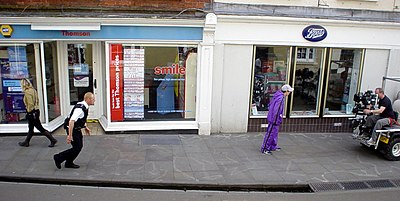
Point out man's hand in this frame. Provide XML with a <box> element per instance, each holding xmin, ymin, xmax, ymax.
<box><xmin>66</xmin><ymin>134</ymin><xmax>73</xmax><ymax>144</ymax></box>
<box><xmin>363</xmin><ymin>109</ymin><xmax>371</xmax><ymax>114</ymax></box>
<box><xmin>84</xmin><ymin>127</ymin><xmax>91</xmax><ymax>136</ymax></box>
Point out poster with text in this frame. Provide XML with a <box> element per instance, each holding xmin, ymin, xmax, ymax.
<box><xmin>123</xmin><ymin>47</ymin><xmax>145</xmax><ymax>119</ymax></box>
<box><xmin>109</xmin><ymin>44</ymin><xmax>124</xmax><ymax>121</ymax></box>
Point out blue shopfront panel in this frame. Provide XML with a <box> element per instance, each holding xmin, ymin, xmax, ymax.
<box><xmin>5</xmin><ymin>25</ymin><xmax>203</xmax><ymax>40</ymax></box>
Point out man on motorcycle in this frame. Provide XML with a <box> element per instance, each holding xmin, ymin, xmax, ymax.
<box><xmin>363</xmin><ymin>88</ymin><xmax>396</xmax><ymax>145</ymax></box>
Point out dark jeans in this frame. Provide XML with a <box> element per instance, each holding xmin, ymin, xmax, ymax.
<box><xmin>23</xmin><ymin>109</ymin><xmax>55</xmax><ymax>143</ymax></box>
<box><xmin>27</xmin><ymin>109</ymin><xmax>47</xmax><ymax>133</ymax></box>
<box><xmin>56</xmin><ymin>130</ymin><xmax>83</xmax><ymax>165</ymax></box>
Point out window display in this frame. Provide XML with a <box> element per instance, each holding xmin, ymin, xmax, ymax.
<box><xmin>291</xmin><ymin>47</ymin><xmax>324</xmax><ymax>116</ymax></box>
<box><xmin>0</xmin><ymin>44</ymin><xmax>40</xmax><ymax>123</ymax></box>
<box><xmin>109</xmin><ymin>44</ymin><xmax>197</xmax><ymax>121</ymax></box>
<box><xmin>324</xmin><ymin>48</ymin><xmax>362</xmax><ymax>115</ymax></box>
<box><xmin>251</xmin><ymin>46</ymin><xmax>290</xmax><ymax>116</ymax></box>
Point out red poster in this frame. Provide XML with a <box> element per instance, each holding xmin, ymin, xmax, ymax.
<box><xmin>109</xmin><ymin>44</ymin><xmax>124</xmax><ymax>121</ymax></box>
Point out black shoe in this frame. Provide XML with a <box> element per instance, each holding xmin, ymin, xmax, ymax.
<box><xmin>53</xmin><ymin>155</ymin><xmax>62</xmax><ymax>169</ymax></box>
<box><xmin>48</xmin><ymin>139</ymin><xmax>57</xmax><ymax>147</ymax></box>
<box><xmin>65</xmin><ymin>163</ymin><xmax>80</xmax><ymax>169</ymax></box>
<box><xmin>18</xmin><ymin>141</ymin><xmax>29</xmax><ymax>147</ymax></box>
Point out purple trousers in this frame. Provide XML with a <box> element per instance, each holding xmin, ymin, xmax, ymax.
<box><xmin>260</xmin><ymin>122</ymin><xmax>279</xmax><ymax>152</ymax></box>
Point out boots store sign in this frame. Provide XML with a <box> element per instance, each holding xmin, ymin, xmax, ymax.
<box><xmin>302</xmin><ymin>25</ymin><xmax>327</xmax><ymax>42</ymax></box>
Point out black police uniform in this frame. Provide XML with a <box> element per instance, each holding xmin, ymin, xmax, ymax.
<box><xmin>53</xmin><ymin>104</ymin><xmax>88</xmax><ymax>169</ymax></box>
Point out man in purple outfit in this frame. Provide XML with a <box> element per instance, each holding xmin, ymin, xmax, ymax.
<box><xmin>261</xmin><ymin>84</ymin><xmax>293</xmax><ymax>155</ymax></box>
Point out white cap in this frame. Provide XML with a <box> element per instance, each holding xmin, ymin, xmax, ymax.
<box><xmin>281</xmin><ymin>84</ymin><xmax>294</xmax><ymax>92</ymax></box>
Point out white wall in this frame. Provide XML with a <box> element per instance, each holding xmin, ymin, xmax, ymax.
<box><xmin>214</xmin><ymin>0</ymin><xmax>398</xmax><ymax>11</ymax></box>
<box><xmin>361</xmin><ymin>49</ymin><xmax>400</xmax><ymax>103</ymax></box>
<box><xmin>385</xmin><ymin>49</ymin><xmax>400</xmax><ymax>101</ymax></box>
<box><xmin>214</xmin><ymin>44</ymin><xmax>253</xmax><ymax>133</ymax></box>
<box><xmin>211</xmin><ymin>43</ymin><xmax>225</xmax><ymax>133</ymax></box>
<box><xmin>360</xmin><ymin>49</ymin><xmax>389</xmax><ymax>92</ymax></box>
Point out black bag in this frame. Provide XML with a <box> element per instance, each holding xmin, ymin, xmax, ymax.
<box><xmin>63</xmin><ymin>104</ymin><xmax>86</xmax><ymax>129</ymax></box>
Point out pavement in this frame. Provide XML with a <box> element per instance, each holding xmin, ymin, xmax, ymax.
<box><xmin>1</xmin><ymin>123</ymin><xmax>400</xmax><ymax>192</ymax></box>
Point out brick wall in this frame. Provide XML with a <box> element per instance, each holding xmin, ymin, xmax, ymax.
<box><xmin>0</xmin><ymin>0</ymin><xmax>211</xmax><ymax>12</ymax></box>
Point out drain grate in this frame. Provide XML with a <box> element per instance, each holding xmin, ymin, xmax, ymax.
<box><xmin>366</xmin><ymin>180</ymin><xmax>395</xmax><ymax>189</ymax></box>
<box><xmin>391</xmin><ymin>179</ymin><xmax>400</xmax><ymax>187</ymax></box>
<box><xmin>311</xmin><ymin>179</ymin><xmax>399</xmax><ymax>192</ymax></box>
<box><xmin>341</xmin><ymin>181</ymin><xmax>369</xmax><ymax>190</ymax></box>
<box><xmin>310</xmin><ymin>183</ymin><xmax>343</xmax><ymax>192</ymax></box>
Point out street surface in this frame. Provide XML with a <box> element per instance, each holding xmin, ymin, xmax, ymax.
<box><xmin>1</xmin><ymin>182</ymin><xmax>400</xmax><ymax>201</ymax></box>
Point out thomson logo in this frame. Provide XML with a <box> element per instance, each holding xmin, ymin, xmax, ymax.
<box><xmin>302</xmin><ymin>25</ymin><xmax>327</xmax><ymax>42</ymax></box>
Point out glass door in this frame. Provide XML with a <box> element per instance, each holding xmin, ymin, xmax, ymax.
<box><xmin>64</xmin><ymin>42</ymin><xmax>100</xmax><ymax>119</ymax></box>
<box><xmin>44</xmin><ymin>41</ymin><xmax>61</xmax><ymax>122</ymax></box>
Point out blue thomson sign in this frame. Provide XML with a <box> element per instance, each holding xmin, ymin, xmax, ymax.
<box><xmin>302</xmin><ymin>25</ymin><xmax>327</xmax><ymax>42</ymax></box>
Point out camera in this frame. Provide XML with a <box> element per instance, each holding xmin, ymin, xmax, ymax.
<box><xmin>352</xmin><ymin>90</ymin><xmax>377</xmax><ymax>114</ymax></box>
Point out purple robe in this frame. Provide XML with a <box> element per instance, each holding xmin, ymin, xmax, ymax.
<box><xmin>261</xmin><ymin>90</ymin><xmax>284</xmax><ymax>152</ymax></box>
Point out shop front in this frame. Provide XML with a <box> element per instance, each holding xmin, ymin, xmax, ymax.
<box><xmin>0</xmin><ymin>16</ymin><xmax>214</xmax><ymax>134</ymax></box>
<box><xmin>211</xmin><ymin>15</ymin><xmax>400</xmax><ymax>133</ymax></box>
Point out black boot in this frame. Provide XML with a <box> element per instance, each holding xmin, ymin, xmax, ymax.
<box><xmin>18</xmin><ymin>141</ymin><xmax>29</xmax><ymax>147</ymax></box>
<box><xmin>43</xmin><ymin>131</ymin><xmax>57</xmax><ymax>147</ymax></box>
<box><xmin>18</xmin><ymin>132</ymin><xmax>33</xmax><ymax>147</ymax></box>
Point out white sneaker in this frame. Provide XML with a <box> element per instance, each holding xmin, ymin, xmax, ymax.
<box><xmin>263</xmin><ymin>151</ymin><xmax>272</xmax><ymax>155</ymax></box>
<box><xmin>366</xmin><ymin>138</ymin><xmax>376</xmax><ymax>146</ymax></box>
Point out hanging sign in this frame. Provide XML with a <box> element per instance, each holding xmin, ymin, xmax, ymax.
<box><xmin>1</xmin><ymin>25</ymin><xmax>13</xmax><ymax>38</ymax></box>
<box><xmin>302</xmin><ymin>25</ymin><xmax>327</xmax><ymax>42</ymax></box>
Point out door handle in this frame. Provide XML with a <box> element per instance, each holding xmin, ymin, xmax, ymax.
<box><xmin>94</xmin><ymin>78</ymin><xmax>97</xmax><ymax>89</ymax></box>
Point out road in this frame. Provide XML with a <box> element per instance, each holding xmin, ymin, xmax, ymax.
<box><xmin>1</xmin><ymin>182</ymin><xmax>399</xmax><ymax>201</ymax></box>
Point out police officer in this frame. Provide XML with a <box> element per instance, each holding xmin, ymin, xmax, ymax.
<box><xmin>53</xmin><ymin>92</ymin><xmax>95</xmax><ymax>169</ymax></box>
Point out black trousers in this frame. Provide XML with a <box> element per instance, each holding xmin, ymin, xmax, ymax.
<box><xmin>56</xmin><ymin>130</ymin><xmax>83</xmax><ymax>165</ymax></box>
<box><xmin>23</xmin><ymin>109</ymin><xmax>55</xmax><ymax>143</ymax></box>
<box><xmin>28</xmin><ymin>109</ymin><xmax>47</xmax><ymax>133</ymax></box>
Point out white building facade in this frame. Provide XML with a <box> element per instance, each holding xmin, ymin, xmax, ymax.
<box><xmin>210</xmin><ymin>2</ymin><xmax>400</xmax><ymax>133</ymax></box>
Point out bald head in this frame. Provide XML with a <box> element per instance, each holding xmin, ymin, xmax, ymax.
<box><xmin>84</xmin><ymin>92</ymin><xmax>95</xmax><ymax>105</ymax></box>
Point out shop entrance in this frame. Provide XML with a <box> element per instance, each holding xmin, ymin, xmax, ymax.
<box><xmin>61</xmin><ymin>42</ymin><xmax>102</xmax><ymax>119</ymax></box>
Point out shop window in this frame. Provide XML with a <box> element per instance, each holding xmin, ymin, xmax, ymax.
<box><xmin>109</xmin><ymin>44</ymin><xmax>197</xmax><ymax>121</ymax></box>
<box><xmin>291</xmin><ymin>47</ymin><xmax>325</xmax><ymax>117</ymax></box>
<box><xmin>297</xmin><ymin>48</ymin><xmax>315</xmax><ymax>63</ymax></box>
<box><xmin>251</xmin><ymin>46</ymin><xmax>290</xmax><ymax>116</ymax></box>
<box><xmin>44</xmin><ymin>42</ymin><xmax>61</xmax><ymax>121</ymax></box>
<box><xmin>0</xmin><ymin>44</ymin><xmax>40</xmax><ymax>124</ymax></box>
<box><xmin>324</xmin><ymin>48</ymin><xmax>363</xmax><ymax>115</ymax></box>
